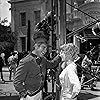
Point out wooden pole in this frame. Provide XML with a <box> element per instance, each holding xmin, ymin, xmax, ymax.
<box><xmin>59</xmin><ymin>0</ymin><xmax>66</xmax><ymax>45</ymax></box>
<box><xmin>27</xmin><ymin>20</ymin><xmax>31</xmax><ymax>51</ymax></box>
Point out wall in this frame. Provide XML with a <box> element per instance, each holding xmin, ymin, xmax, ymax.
<box><xmin>10</xmin><ymin>0</ymin><xmax>48</xmax><ymax>52</ymax></box>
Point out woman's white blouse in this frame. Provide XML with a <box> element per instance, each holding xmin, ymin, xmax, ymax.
<box><xmin>59</xmin><ymin>62</ymin><xmax>81</xmax><ymax>99</ymax></box>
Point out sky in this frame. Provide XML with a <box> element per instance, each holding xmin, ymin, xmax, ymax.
<box><xmin>0</xmin><ymin>0</ymin><xmax>11</xmax><ymax>25</ymax></box>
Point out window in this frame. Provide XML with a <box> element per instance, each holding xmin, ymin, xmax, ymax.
<box><xmin>34</xmin><ymin>10</ymin><xmax>41</xmax><ymax>24</ymax></box>
<box><xmin>20</xmin><ymin>12</ymin><xmax>26</xmax><ymax>26</ymax></box>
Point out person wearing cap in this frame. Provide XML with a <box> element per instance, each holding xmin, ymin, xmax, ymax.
<box><xmin>59</xmin><ymin>43</ymin><xmax>81</xmax><ymax>100</ymax></box>
<box><xmin>8</xmin><ymin>51</ymin><xmax>18</xmax><ymax>80</ymax></box>
<box><xmin>13</xmin><ymin>31</ymin><xmax>62</xmax><ymax>100</ymax></box>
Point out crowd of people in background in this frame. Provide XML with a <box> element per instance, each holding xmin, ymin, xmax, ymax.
<box><xmin>0</xmin><ymin>50</ymin><xmax>29</xmax><ymax>83</ymax></box>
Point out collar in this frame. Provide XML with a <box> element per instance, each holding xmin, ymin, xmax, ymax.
<box><xmin>30</xmin><ymin>52</ymin><xmax>37</xmax><ymax>58</ymax></box>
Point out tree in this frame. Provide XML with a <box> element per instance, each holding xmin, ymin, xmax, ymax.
<box><xmin>0</xmin><ymin>18</ymin><xmax>8</xmax><ymax>26</ymax></box>
<box><xmin>0</xmin><ymin>18</ymin><xmax>17</xmax><ymax>53</ymax></box>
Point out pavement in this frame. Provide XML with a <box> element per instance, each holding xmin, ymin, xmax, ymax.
<box><xmin>0</xmin><ymin>66</ymin><xmax>19</xmax><ymax>100</ymax></box>
<box><xmin>0</xmin><ymin>66</ymin><xmax>100</xmax><ymax>100</ymax></box>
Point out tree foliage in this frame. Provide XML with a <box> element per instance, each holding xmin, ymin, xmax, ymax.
<box><xmin>0</xmin><ymin>18</ymin><xmax>8</xmax><ymax>26</ymax></box>
<box><xmin>0</xmin><ymin>18</ymin><xmax>17</xmax><ymax>53</ymax></box>
<box><xmin>0</xmin><ymin>25</ymin><xmax>16</xmax><ymax>43</ymax></box>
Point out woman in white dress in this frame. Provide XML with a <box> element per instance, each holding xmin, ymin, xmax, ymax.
<box><xmin>59</xmin><ymin>43</ymin><xmax>81</xmax><ymax>100</ymax></box>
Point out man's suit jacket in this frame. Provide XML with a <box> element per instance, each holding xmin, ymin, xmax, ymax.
<box><xmin>13</xmin><ymin>53</ymin><xmax>61</xmax><ymax>95</ymax></box>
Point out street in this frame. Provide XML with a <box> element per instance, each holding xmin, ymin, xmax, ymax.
<box><xmin>0</xmin><ymin>67</ymin><xmax>19</xmax><ymax>100</ymax></box>
<box><xmin>0</xmin><ymin>67</ymin><xmax>100</xmax><ymax>100</ymax></box>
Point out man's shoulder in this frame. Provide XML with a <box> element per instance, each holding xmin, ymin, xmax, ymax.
<box><xmin>20</xmin><ymin>54</ymin><xmax>33</xmax><ymax>63</ymax></box>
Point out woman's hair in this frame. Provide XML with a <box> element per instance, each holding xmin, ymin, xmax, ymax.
<box><xmin>60</xmin><ymin>43</ymin><xmax>79</xmax><ymax>61</ymax></box>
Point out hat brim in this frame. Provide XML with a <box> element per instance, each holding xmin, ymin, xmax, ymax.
<box><xmin>34</xmin><ymin>38</ymin><xmax>52</xmax><ymax>48</ymax></box>
<box><xmin>34</xmin><ymin>38</ymin><xmax>47</xmax><ymax>44</ymax></box>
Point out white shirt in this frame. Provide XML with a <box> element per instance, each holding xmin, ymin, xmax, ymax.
<box><xmin>8</xmin><ymin>55</ymin><xmax>14</xmax><ymax>62</ymax></box>
<box><xmin>59</xmin><ymin>62</ymin><xmax>81</xmax><ymax>99</ymax></box>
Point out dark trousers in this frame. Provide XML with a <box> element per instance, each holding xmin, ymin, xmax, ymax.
<box><xmin>9</xmin><ymin>69</ymin><xmax>12</xmax><ymax>80</ymax></box>
<box><xmin>0</xmin><ymin>67</ymin><xmax>4</xmax><ymax>80</ymax></box>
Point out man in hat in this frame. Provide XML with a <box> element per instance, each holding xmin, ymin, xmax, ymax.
<box><xmin>13</xmin><ymin>31</ymin><xmax>62</xmax><ymax>100</ymax></box>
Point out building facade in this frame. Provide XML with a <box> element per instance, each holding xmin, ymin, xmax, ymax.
<box><xmin>9</xmin><ymin>0</ymin><xmax>100</xmax><ymax>54</ymax></box>
<box><xmin>8</xmin><ymin>0</ymin><xmax>51</xmax><ymax>52</ymax></box>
